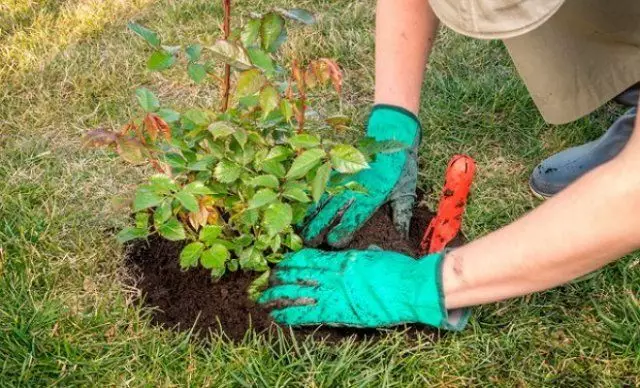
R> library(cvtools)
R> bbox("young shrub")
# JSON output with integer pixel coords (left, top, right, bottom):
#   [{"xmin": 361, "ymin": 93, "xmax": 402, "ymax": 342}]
[{"xmin": 85, "ymin": 6, "xmax": 401, "ymax": 281}]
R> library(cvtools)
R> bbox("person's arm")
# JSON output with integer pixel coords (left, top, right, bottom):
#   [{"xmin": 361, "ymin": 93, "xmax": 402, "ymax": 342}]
[
  {"xmin": 299, "ymin": 1, "xmax": 439, "ymax": 248},
  {"xmin": 443, "ymin": 106, "xmax": 640, "ymax": 309},
  {"xmin": 374, "ymin": 0, "xmax": 439, "ymax": 114}
]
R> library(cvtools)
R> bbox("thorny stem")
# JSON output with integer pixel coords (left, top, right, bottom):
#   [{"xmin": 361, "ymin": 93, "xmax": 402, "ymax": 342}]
[{"xmin": 221, "ymin": 0, "xmax": 231, "ymax": 112}]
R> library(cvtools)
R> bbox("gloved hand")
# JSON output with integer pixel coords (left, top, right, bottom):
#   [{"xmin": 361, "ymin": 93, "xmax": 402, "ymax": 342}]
[
  {"xmin": 300, "ymin": 105, "xmax": 421, "ymax": 247},
  {"xmin": 258, "ymin": 248, "xmax": 470, "ymax": 330}
]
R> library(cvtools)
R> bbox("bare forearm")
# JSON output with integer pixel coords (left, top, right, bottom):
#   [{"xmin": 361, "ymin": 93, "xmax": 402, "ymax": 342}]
[
  {"xmin": 442, "ymin": 130, "xmax": 640, "ymax": 309},
  {"xmin": 374, "ymin": 0, "xmax": 439, "ymax": 114}
]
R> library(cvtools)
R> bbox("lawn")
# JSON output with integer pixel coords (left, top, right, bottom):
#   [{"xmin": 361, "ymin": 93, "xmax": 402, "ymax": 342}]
[{"xmin": 1, "ymin": 0, "xmax": 638, "ymax": 386}]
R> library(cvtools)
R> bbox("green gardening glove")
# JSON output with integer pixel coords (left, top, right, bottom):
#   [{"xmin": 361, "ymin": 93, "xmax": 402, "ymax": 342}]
[
  {"xmin": 258, "ymin": 248, "xmax": 470, "ymax": 330},
  {"xmin": 300, "ymin": 105, "xmax": 421, "ymax": 247}
]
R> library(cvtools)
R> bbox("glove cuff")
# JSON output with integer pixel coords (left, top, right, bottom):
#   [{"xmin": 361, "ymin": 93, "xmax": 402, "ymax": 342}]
[
  {"xmin": 415, "ymin": 252, "xmax": 471, "ymax": 331},
  {"xmin": 366, "ymin": 104, "xmax": 421, "ymax": 147}
]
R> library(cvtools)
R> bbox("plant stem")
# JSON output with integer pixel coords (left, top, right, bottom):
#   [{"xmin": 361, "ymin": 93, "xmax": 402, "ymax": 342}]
[{"xmin": 221, "ymin": 0, "xmax": 231, "ymax": 112}]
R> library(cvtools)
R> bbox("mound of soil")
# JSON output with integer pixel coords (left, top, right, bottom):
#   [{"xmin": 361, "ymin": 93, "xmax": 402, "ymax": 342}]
[{"xmin": 124, "ymin": 195, "xmax": 464, "ymax": 342}]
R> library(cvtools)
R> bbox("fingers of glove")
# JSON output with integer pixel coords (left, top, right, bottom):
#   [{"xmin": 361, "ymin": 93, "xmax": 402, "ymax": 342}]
[
  {"xmin": 390, "ymin": 194, "xmax": 415, "ymax": 237},
  {"xmin": 269, "ymin": 305, "xmax": 335, "ymax": 327},
  {"xmin": 297, "ymin": 192, "xmax": 331, "ymax": 231},
  {"xmin": 269, "ymin": 267, "xmax": 322, "ymax": 286},
  {"xmin": 277, "ymin": 248, "xmax": 346, "ymax": 272},
  {"xmin": 325, "ymin": 198, "xmax": 379, "ymax": 248},
  {"xmin": 300, "ymin": 195, "xmax": 353, "ymax": 245},
  {"xmin": 258, "ymin": 284, "xmax": 318, "ymax": 310}
]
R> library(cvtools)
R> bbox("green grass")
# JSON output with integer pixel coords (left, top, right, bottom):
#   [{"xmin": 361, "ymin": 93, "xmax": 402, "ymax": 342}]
[{"xmin": 1, "ymin": 0, "xmax": 638, "ymax": 386}]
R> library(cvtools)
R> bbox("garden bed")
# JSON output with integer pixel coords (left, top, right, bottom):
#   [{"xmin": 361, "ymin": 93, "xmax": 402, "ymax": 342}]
[{"xmin": 124, "ymin": 191, "xmax": 464, "ymax": 342}]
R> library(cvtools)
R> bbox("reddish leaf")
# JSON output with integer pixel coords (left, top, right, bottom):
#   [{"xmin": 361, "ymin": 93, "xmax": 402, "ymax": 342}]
[
  {"xmin": 310, "ymin": 60, "xmax": 330, "ymax": 85},
  {"xmin": 320, "ymin": 58, "xmax": 343, "ymax": 94},
  {"xmin": 151, "ymin": 114, "xmax": 171, "ymax": 141},
  {"xmin": 304, "ymin": 67, "xmax": 317, "ymax": 89},
  {"xmin": 115, "ymin": 137, "xmax": 147, "ymax": 164},
  {"xmin": 83, "ymin": 129, "xmax": 119, "ymax": 148},
  {"xmin": 188, "ymin": 201, "xmax": 210, "ymax": 230},
  {"xmin": 144, "ymin": 114, "xmax": 159, "ymax": 141}
]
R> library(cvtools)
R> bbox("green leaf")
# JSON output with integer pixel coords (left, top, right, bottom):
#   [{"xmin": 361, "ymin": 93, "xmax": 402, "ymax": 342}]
[
  {"xmin": 234, "ymin": 234, "xmax": 253, "ymax": 248},
  {"xmin": 182, "ymin": 109, "xmax": 209, "ymax": 126},
  {"xmin": 291, "ymin": 202, "xmax": 308, "ymax": 224},
  {"xmin": 283, "ymin": 187, "xmax": 310, "ymax": 203},
  {"xmin": 283, "ymin": 180, "xmax": 307, "ymax": 191},
  {"xmin": 214, "ymin": 160, "xmax": 241, "ymax": 183},
  {"xmin": 187, "ymin": 63, "xmax": 207, "ymax": 83},
  {"xmin": 240, "ymin": 208, "xmax": 259, "ymax": 226},
  {"xmin": 208, "ymin": 39, "xmax": 252, "ymax": 70},
  {"xmin": 165, "ymin": 153, "xmax": 187, "ymax": 168},
  {"xmin": 183, "ymin": 181, "xmax": 213, "ymax": 195},
  {"xmin": 175, "ymin": 190, "xmax": 199, "ymax": 212},
  {"xmin": 236, "ymin": 69, "xmax": 265, "ymax": 97},
  {"xmin": 259, "ymin": 85, "xmax": 279, "ymax": 117},
  {"xmin": 135, "ymin": 88, "xmax": 160, "ymax": 112},
  {"xmin": 180, "ymin": 242, "xmax": 204, "ymax": 268},
  {"xmin": 201, "ymin": 244, "xmax": 229, "ymax": 271},
  {"xmin": 247, "ymin": 131, "xmax": 266, "ymax": 145},
  {"xmin": 261, "ymin": 13, "xmax": 285, "ymax": 53},
  {"xmin": 233, "ymin": 127, "xmax": 247, "ymax": 148},
  {"xmin": 358, "ymin": 137, "xmax": 407, "ymax": 156},
  {"xmin": 262, "ymin": 160, "xmax": 286, "ymax": 178},
  {"xmin": 280, "ymin": 100, "xmax": 293, "ymax": 122},
  {"xmin": 285, "ymin": 232, "xmax": 303, "ymax": 250},
  {"xmin": 286, "ymin": 148, "xmax": 326, "ymax": 179},
  {"xmin": 148, "ymin": 174, "xmax": 178, "ymax": 194},
  {"xmin": 116, "ymin": 226, "xmax": 148, "ymax": 243},
  {"xmin": 153, "ymin": 201, "xmax": 172, "ymax": 226},
  {"xmin": 239, "ymin": 248, "xmax": 267, "ymax": 271},
  {"xmin": 248, "ymin": 188, "xmax": 278, "ymax": 209},
  {"xmin": 208, "ymin": 121, "xmax": 236, "ymax": 139},
  {"xmin": 241, "ymin": 18, "xmax": 262, "ymax": 47},
  {"xmin": 185, "ymin": 44, "xmax": 202, "ymax": 62},
  {"xmin": 239, "ymin": 95, "xmax": 259, "ymax": 108},
  {"xmin": 344, "ymin": 181, "xmax": 368, "ymax": 194},
  {"xmin": 248, "ymin": 271, "xmax": 270, "ymax": 302},
  {"xmin": 263, "ymin": 202, "xmax": 292, "ymax": 236},
  {"xmin": 312, "ymin": 162, "xmax": 331, "ymax": 202},
  {"xmin": 133, "ymin": 187, "xmax": 163, "ymax": 212},
  {"xmin": 277, "ymin": 8, "xmax": 316, "ymax": 25},
  {"xmin": 128, "ymin": 22, "xmax": 160, "ymax": 47},
  {"xmin": 264, "ymin": 145, "xmax": 292, "ymax": 162},
  {"xmin": 288, "ymin": 134, "xmax": 320, "ymax": 149},
  {"xmin": 227, "ymin": 259, "xmax": 239, "ymax": 272},
  {"xmin": 248, "ymin": 174, "xmax": 279, "ymax": 189},
  {"xmin": 157, "ymin": 108, "xmax": 180, "ymax": 123},
  {"xmin": 188, "ymin": 155, "xmax": 216, "ymax": 171},
  {"xmin": 247, "ymin": 48, "xmax": 275, "ymax": 74},
  {"xmin": 157, "ymin": 217, "xmax": 186, "ymax": 241},
  {"xmin": 135, "ymin": 212, "xmax": 149, "ymax": 229},
  {"xmin": 147, "ymin": 50, "xmax": 175, "ymax": 71},
  {"xmin": 330, "ymin": 144, "xmax": 369, "ymax": 174},
  {"xmin": 199, "ymin": 225, "xmax": 223, "ymax": 245}
]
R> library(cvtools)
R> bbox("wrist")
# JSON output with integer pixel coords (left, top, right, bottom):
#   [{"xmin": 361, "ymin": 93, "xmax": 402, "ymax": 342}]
[
  {"xmin": 366, "ymin": 104, "xmax": 421, "ymax": 146},
  {"xmin": 415, "ymin": 252, "xmax": 471, "ymax": 331}
]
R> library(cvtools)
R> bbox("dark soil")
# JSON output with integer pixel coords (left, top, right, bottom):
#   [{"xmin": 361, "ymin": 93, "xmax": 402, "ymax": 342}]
[{"xmin": 124, "ymin": 196, "xmax": 464, "ymax": 342}]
